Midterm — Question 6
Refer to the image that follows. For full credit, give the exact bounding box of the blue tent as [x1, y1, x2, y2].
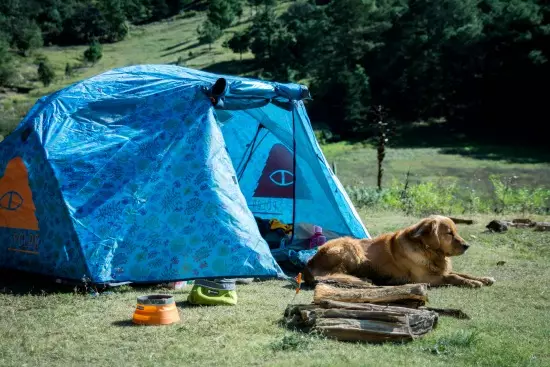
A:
[0, 65, 369, 284]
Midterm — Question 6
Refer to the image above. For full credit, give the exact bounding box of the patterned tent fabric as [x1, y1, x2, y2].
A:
[0, 65, 368, 284]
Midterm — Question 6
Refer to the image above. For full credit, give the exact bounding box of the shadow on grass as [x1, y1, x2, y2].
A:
[162, 40, 193, 52]
[371, 121, 550, 164]
[161, 42, 201, 58]
[175, 300, 214, 309]
[0, 269, 77, 295]
[0, 269, 138, 296]
[112, 320, 137, 327]
[202, 59, 258, 76]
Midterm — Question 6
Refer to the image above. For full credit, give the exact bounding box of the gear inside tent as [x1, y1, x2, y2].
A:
[0, 65, 369, 284]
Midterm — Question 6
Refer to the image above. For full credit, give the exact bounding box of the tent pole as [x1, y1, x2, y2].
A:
[236, 124, 263, 181]
[289, 102, 297, 245]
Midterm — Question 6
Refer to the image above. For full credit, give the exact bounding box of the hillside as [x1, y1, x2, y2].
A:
[0, 3, 289, 138]
[0, 1, 548, 210]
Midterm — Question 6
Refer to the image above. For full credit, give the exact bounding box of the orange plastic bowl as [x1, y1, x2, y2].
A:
[132, 294, 180, 325]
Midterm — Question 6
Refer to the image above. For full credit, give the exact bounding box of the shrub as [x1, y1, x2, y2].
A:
[37, 58, 56, 87]
[65, 63, 73, 77]
[176, 56, 185, 66]
[197, 20, 222, 50]
[345, 175, 550, 216]
[84, 41, 103, 65]
[182, 10, 197, 19]
[490, 175, 550, 215]
[13, 19, 43, 55]
[0, 36, 14, 86]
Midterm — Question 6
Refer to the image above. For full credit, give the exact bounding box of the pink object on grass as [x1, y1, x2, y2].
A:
[309, 225, 327, 249]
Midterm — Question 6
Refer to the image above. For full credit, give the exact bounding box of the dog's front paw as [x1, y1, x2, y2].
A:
[465, 280, 484, 288]
[480, 277, 495, 286]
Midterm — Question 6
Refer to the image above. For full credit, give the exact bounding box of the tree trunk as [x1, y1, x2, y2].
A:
[314, 283, 428, 307]
[534, 222, 550, 231]
[284, 300, 438, 343]
[449, 217, 474, 225]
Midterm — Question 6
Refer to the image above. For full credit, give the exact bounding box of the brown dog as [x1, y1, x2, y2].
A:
[303, 215, 495, 288]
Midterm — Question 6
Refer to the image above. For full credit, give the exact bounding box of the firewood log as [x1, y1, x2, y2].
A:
[314, 283, 428, 306]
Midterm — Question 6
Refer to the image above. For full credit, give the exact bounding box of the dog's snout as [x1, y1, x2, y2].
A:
[462, 243, 470, 251]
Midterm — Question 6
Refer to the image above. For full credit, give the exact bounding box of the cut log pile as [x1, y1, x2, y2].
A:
[486, 218, 550, 233]
[283, 279, 468, 343]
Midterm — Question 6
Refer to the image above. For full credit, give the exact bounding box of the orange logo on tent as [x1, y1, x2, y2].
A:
[0, 157, 39, 231]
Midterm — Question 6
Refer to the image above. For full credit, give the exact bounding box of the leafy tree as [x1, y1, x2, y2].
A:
[83, 40, 103, 64]
[122, 0, 152, 23]
[166, 0, 192, 16]
[151, 0, 170, 21]
[100, 0, 129, 42]
[37, 58, 56, 86]
[224, 31, 250, 61]
[36, 0, 66, 45]
[207, 0, 236, 29]
[248, 0, 276, 12]
[249, 9, 279, 61]
[0, 35, 14, 86]
[13, 19, 44, 55]
[197, 20, 222, 50]
[374, 0, 483, 122]
[64, 62, 73, 77]
[293, 0, 396, 137]
[60, 3, 108, 45]
[229, 0, 244, 21]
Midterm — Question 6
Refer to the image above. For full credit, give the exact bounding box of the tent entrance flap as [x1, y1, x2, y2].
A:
[217, 110, 297, 227]
[217, 101, 369, 245]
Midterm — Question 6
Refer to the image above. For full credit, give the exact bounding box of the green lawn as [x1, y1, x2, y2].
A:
[0, 3, 290, 138]
[321, 141, 550, 200]
[1, 213, 549, 367]
[1, 4, 549, 366]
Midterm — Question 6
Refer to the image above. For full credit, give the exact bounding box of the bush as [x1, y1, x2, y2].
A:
[37, 58, 56, 87]
[490, 175, 550, 215]
[65, 63, 73, 77]
[345, 175, 550, 216]
[0, 37, 14, 86]
[181, 10, 197, 19]
[12, 20, 43, 55]
[197, 20, 222, 50]
[84, 41, 103, 64]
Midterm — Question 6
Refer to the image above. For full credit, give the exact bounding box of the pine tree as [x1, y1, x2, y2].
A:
[13, 19, 44, 55]
[0, 36, 14, 86]
[100, 0, 129, 42]
[197, 20, 222, 51]
[83, 40, 103, 64]
[37, 58, 56, 87]
[151, 0, 170, 21]
[64, 62, 73, 77]
[224, 31, 250, 61]
[208, 0, 236, 29]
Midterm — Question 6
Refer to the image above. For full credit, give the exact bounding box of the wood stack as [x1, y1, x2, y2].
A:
[486, 218, 550, 232]
[284, 279, 466, 343]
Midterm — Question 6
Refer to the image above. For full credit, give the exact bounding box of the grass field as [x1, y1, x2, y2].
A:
[1, 6, 549, 366]
[0, 3, 290, 138]
[321, 141, 550, 201]
[1, 213, 549, 367]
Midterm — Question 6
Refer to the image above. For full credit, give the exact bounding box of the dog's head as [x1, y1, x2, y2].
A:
[410, 215, 470, 256]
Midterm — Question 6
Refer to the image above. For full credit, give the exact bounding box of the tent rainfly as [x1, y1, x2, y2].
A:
[0, 65, 369, 284]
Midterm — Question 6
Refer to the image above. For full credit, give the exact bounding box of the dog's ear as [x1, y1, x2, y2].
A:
[410, 217, 441, 250]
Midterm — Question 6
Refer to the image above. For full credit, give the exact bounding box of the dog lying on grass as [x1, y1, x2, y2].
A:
[303, 215, 495, 288]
